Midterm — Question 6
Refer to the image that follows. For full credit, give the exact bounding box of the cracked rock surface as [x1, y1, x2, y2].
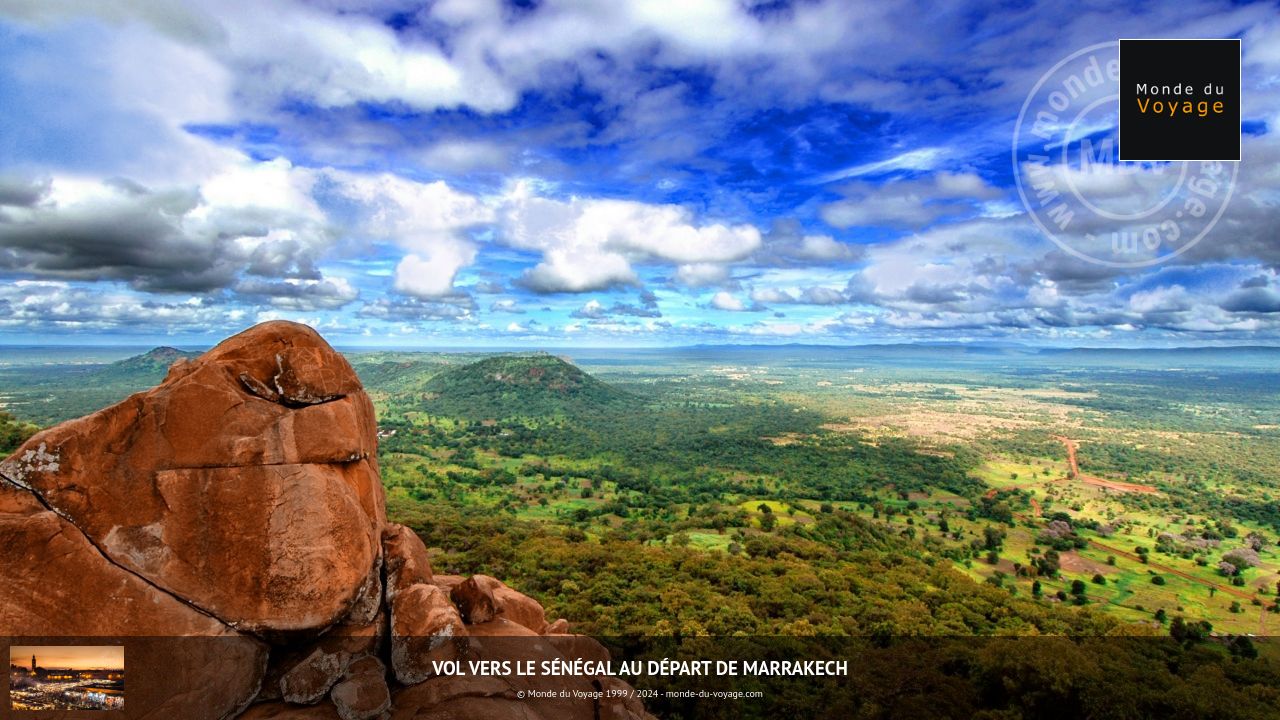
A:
[0, 320, 652, 720]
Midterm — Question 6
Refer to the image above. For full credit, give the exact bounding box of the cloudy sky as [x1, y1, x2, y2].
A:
[1, 0, 1278, 347]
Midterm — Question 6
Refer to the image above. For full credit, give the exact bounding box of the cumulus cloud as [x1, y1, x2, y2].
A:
[820, 172, 1003, 230]
[0, 279, 239, 332]
[501, 181, 760, 293]
[752, 220, 862, 267]
[570, 291, 661, 320]
[357, 294, 476, 322]
[232, 276, 357, 310]
[0, 160, 338, 297]
[750, 284, 846, 306]
[749, 287, 795, 305]
[488, 298, 524, 313]
[393, 243, 477, 299]
[332, 171, 493, 298]
[710, 291, 759, 312]
[674, 262, 733, 288]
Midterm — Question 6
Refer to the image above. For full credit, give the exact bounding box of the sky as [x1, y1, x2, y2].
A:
[0, 0, 1278, 347]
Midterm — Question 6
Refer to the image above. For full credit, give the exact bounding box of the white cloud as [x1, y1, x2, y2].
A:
[710, 291, 746, 311]
[0, 279, 237, 332]
[488, 298, 523, 313]
[1128, 285, 1193, 314]
[501, 181, 760, 293]
[749, 287, 795, 304]
[332, 171, 493, 298]
[821, 172, 1003, 229]
[419, 140, 510, 173]
[392, 244, 476, 299]
[518, 249, 639, 293]
[571, 299, 606, 319]
[675, 262, 732, 287]
[814, 147, 946, 184]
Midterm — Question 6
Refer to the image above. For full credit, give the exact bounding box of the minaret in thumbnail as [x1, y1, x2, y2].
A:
[31, 654, 37, 672]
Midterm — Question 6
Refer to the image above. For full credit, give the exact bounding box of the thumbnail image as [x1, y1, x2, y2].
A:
[9, 646, 124, 711]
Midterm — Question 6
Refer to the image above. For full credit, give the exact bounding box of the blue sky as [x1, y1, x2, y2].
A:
[0, 0, 1278, 347]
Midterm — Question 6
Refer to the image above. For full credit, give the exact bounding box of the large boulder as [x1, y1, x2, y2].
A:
[0, 321, 385, 636]
[383, 523, 434, 596]
[451, 574, 549, 634]
[330, 655, 392, 720]
[390, 583, 467, 685]
[279, 647, 350, 705]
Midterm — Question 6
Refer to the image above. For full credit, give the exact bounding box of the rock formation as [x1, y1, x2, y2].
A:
[0, 321, 652, 720]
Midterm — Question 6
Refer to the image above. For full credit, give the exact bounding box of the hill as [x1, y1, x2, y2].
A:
[421, 354, 631, 419]
[89, 346, 200, 385]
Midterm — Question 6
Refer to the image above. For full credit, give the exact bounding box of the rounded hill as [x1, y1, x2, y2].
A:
[421, 354, 630, 419]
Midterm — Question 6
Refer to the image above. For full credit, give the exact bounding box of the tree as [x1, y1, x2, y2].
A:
[1228, 635, 1258, 659]
[759, 513, 777, 532]
[1091, 573, 1106, 585]
[1151, 575, 1166, 586]
[1170, 616, 1211, 645]
[983, 526, 1005, 551]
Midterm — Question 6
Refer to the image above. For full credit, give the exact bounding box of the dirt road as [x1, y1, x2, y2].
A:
[1053, 435, 1158, 494]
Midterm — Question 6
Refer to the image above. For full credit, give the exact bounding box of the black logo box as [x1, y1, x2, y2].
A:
[1119, 38, 1241, 162]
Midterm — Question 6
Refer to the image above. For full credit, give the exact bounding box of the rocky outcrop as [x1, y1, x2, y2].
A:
[0, 321, 651, 720]
[0, 321, 382, 636]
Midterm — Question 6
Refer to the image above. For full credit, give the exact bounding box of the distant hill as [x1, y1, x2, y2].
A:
[90, 346, 200, 385]
[421, 354, 630, 419]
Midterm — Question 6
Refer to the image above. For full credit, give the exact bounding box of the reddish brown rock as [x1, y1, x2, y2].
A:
[431, 574, 466, 592]
[331, 655, 392, 720]
[0, 321, 386, 636]
[280, 647, 350, 705]
[451, 574, 549, 633]
[466, 617, 541, 638]
[382, 523, 433, 597]
[545, 618, 570, 634]
[390, 583, 467, 684]
[343, 563, 385, 628]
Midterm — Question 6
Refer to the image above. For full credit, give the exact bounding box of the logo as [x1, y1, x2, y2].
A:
[1119, 39, 1241, 161]
[1012, 42, 1237, 268]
